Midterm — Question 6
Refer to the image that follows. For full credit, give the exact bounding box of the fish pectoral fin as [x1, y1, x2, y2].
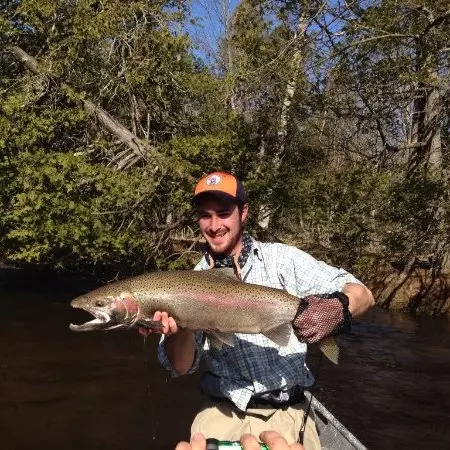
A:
[318, 336, 339, 365]
[263, 324, 292, 347]
[208, 332, 235, 349]
[135, 318, 164, 332]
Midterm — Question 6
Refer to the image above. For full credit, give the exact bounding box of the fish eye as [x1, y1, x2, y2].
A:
[95, 300, 105, 307]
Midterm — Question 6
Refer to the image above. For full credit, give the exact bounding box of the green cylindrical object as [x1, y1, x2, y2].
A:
[206, 439, 269, 449]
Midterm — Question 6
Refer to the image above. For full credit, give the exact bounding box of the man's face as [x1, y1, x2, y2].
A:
[196, 196, 248, 256]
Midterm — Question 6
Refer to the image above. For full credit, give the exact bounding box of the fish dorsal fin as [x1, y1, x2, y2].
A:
[208, 332, 236, 349]
[263, 324, 292, 347]
[318, 336, 339, 365]
[205, 268, 238, 280]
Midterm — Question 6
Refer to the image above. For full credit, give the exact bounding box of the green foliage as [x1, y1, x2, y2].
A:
[165, 131, 254, 179]
[0, 0, 234, 272]
[274, 164, 387, 270]
[272, 161, 449, 286]
[2, 151, 153, 271]
[380, 172, 447, 256]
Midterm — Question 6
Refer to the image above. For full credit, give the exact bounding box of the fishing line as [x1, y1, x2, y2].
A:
[299, 351, 323, 444]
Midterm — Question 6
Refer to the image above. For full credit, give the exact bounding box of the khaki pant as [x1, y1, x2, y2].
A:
[191, 399, 321, 450]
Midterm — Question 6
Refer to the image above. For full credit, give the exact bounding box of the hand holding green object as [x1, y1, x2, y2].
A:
[175, 432, 305, 450]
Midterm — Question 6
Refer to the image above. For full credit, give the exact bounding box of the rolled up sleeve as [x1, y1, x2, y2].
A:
[157, 332, 204, 377]
[279, 246, 362, 297]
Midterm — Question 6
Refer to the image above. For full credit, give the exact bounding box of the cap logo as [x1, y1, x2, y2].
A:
[206, 174, 222, 186]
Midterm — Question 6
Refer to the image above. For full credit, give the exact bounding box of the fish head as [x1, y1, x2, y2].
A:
[69, 289, 140, 332]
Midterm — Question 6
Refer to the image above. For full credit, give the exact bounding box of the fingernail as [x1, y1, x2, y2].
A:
[192, 433, 203, 442]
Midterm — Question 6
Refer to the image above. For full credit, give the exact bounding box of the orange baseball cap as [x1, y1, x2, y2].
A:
[192, 172, 247, 205]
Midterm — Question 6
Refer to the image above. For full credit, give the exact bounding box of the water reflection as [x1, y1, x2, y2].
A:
[0, 285, 203, 449]
[309, 308, 450, 450]
[1, 278, 449, 449]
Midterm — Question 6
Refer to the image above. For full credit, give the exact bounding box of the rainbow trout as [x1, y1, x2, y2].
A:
[69, 268, 339, 363]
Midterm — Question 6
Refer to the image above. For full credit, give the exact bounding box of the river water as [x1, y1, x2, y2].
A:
[0, 273, 449, 449]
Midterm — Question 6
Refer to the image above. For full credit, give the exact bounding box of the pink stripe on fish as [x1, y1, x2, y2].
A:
[182, 291, 269, 311]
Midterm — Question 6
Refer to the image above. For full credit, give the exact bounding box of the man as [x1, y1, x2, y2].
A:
[153, 171, 374, 448]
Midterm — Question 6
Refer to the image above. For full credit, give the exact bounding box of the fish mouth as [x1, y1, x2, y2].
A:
[69, 306, 117, 332]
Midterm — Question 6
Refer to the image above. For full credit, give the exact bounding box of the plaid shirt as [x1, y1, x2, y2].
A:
[158, 236, 361, 411]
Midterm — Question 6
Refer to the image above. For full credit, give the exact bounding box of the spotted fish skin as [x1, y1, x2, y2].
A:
[69, 268, 340, 363]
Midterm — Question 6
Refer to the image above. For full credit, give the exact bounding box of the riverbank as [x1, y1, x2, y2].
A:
[369, 262, 450, 319]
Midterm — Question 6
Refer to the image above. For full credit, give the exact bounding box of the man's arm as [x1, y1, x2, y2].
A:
[164, 329, 197, 375]
[148, 311, 199, 375]
[342, 282, 375, 317]
[285, 245, 375, 342]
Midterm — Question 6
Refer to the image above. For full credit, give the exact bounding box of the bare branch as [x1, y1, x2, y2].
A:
[420, 9, 450, 36]
[6, 45, 164, 169]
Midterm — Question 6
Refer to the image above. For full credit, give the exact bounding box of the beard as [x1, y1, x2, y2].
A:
[206, 225, 244, 257]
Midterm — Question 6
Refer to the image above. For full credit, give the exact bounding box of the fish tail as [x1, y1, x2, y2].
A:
[318, 336, 339, 365]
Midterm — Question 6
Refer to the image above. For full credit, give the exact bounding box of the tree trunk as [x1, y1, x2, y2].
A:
[257, 8, 309, 229]
[408, 42, 442, 173]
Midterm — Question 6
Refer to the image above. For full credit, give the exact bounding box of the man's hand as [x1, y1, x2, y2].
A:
[138, 311, 178, 337]
[242, 431, 305, 449]
[292, 292, 352, 343]
[175, 433, 205, 450]
[175, 431, 305, 450]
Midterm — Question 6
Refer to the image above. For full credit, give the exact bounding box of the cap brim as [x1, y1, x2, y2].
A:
[191, 191, 238, 206]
